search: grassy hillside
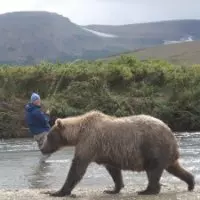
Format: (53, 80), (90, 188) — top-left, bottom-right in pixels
(1, 12), (200, 65)
(106, 41), (200, 65)
(0, 56), (200, 138)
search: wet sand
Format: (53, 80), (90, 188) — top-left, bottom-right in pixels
(1, 184), (200, 200)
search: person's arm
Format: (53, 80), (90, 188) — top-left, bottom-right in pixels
(33, 109), (48, 126)
(44, 109), (51, 123)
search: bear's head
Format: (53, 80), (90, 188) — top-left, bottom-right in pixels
(41, 118), (68, 155)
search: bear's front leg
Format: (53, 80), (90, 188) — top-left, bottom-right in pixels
(104, 165), (124, 194)
(49, 156), (89, 197)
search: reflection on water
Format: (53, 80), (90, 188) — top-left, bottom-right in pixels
(0, 132), (200, 192)
(28, 162), (52, 189)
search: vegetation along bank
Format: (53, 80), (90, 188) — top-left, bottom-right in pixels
(0, 56), (199, 138)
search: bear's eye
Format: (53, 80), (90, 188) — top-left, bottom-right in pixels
(47, 131), (55, 143)
(47, 128), (61, 143)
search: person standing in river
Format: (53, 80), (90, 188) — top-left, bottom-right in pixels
(25, 92), (51, 163)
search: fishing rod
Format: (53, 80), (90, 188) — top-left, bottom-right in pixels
(46, 59), (82, 119)
(48, 59), (82, 98)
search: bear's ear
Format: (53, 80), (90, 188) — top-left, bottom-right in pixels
(56, 118), (63, 129)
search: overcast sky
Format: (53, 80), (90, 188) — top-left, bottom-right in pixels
(0, 0), (199, 25)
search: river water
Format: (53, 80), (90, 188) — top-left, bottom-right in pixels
(0, 132), (200, 199)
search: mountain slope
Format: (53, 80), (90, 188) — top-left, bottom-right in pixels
(0, 11), (118, 64)
(107, 41), (200, 65)
(85, 20), (200, 40)
(1, 12), (200, 64)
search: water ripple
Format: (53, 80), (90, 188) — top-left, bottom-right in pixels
(0, 133), (200, 190)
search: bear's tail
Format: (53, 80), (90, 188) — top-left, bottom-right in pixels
(166, 160), (195, 191)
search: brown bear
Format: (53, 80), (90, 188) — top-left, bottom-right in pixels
(41, 110), (195, 197)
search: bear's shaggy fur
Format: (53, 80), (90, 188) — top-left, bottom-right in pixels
(41, 110), (195, 197)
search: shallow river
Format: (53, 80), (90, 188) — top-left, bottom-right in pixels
(0, 132), (200, 200)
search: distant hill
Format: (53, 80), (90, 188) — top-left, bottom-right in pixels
(85, 20), (200, 41)
(1, 11), (200, 64)
(107, 41), (200, 65)
(0, 11), (114, 64)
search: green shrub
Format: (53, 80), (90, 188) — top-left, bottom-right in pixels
(0, 55), (200, 138)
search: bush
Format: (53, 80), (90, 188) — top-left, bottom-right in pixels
(0, 55), (199, 138)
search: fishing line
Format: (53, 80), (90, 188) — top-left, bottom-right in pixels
(46, 59), (82, 112)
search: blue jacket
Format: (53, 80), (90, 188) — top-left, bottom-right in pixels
(25, 103), (50, 136)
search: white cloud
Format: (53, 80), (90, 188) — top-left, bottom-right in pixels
(0, 0), (36, 13)
(0, 0), (200, 25)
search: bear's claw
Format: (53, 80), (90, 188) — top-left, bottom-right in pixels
(43, 190), (72, 197)
(104, 189), (120, 194)
(137, 189), (159, 195)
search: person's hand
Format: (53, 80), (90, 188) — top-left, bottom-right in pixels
(46, 109), (50, 115)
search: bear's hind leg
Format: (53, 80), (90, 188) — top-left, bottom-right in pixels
(104, 165), (124, 194)
(166, 160), (195, 191)
(138, 166), (164, 195)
